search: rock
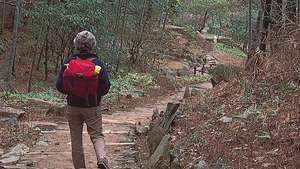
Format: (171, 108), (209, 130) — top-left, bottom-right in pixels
(33, 127), (41, 132)
(162, 60), (190, 76)
(147, 135), (171, 169)
(213, 158), (225, 169)
(234, 106), (261, 119)
(134, 124), (148, 135)
(262, 163), (274, 168)
(0, 156), (19, 164)
(46, 104), (67, 116)
(25, 121), (58, 131)
(162, 69), (177, 83)
(18, 160), (36, 167)
(127, 151), (139, 158)
(196, 82), (213, 90)
(219, 116), (233, 123)
(256, 132), (271, 140)
(188, 159), (208, 169)
(170, 157), (181, 169)
(0, 149), (3, 156)
(165, 25), (185, 32)
(177, 66), (190, 76)
(27, 98), (59, 105)
(0, 117), (18, 127)
(205, 54), (217, 67)
(1, 144), (29, 158)
(125, 90), (145, 98)
(0, 107), (26, 119)
(183, 86), (191, 99)
(0, 144), (29, 164)
(36, 140), (49, 146)
(170, 145), (182, 168)
(132, 90), (145, 97)
(190, 88), (203, 96)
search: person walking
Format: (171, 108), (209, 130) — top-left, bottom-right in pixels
(56, 31), (111, 169)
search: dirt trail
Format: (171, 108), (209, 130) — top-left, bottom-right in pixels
(11, 83), (211, 169)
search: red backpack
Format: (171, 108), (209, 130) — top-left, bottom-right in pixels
(63, 57), (100, 99)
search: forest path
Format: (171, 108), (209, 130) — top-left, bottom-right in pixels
(11, 83), (215, 169)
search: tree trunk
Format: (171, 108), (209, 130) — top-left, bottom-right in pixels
(162, 10), (169, 30)
(130, 0), (146, 64)
(287, 0), (297, 23)
(259, 0), (273, 51)
(27, 50), (36, 92)
(116, 0), (127, 73)
(198, 10), (208, 32)
(248, 0), (252, 56)
(273, 0), (283, 23)
(36, 41), (45, 71)
(251, 2), (263, 53)
(297, 0), (300, 25)
(51, 42), (55, 73)
(55, 54), (59, 73)
(44, 35), (49, 81)
(1, 0), (5, 34)
(246, 1), (263, 71)
(113, 0), (122, 72)
(0, 0), (21, 92)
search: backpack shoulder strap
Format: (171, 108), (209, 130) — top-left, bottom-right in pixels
(87, 57), (98, 65)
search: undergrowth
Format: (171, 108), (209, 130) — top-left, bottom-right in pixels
(1, 89), (64, 102)
(208, 64), (242, 83)
(1, 73), (157, 103)
(106, 72), (157, 100)
(179, 74), (211, 84)
(216, 43), (247, 59)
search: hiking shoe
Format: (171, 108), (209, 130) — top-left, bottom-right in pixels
(97, 158), (109, 169)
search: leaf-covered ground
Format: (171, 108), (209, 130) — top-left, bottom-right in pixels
(170, 76), (300, 168)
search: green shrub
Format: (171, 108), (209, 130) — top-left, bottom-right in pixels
(216, 43), (247, 59)
(180, 74), (211, 84)
(185, 25), (197, 38)
(110, 72), (157, 97)
(32, 81), (48, 89)
(282, 80), (298, 93)
(1, 89), (64, 102)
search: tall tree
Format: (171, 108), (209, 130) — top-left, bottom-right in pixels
(248, 0), (252, 55)
(0, 0), (21, 91)
(287, 0), (297, 23)
(1, 0), (5, 34)
(273, 0), (283, 23)
(297, 0), (300, 25)
(9, 0), (21, 78)
(260, 0), (273, 51)
(297, 0), (300, 27)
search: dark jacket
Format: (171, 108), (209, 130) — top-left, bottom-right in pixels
(56, 52), (111, 107)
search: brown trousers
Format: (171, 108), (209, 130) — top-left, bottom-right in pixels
(66, 106), (106, 169)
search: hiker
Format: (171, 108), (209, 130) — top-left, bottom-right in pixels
(56, 31), (111, 169)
